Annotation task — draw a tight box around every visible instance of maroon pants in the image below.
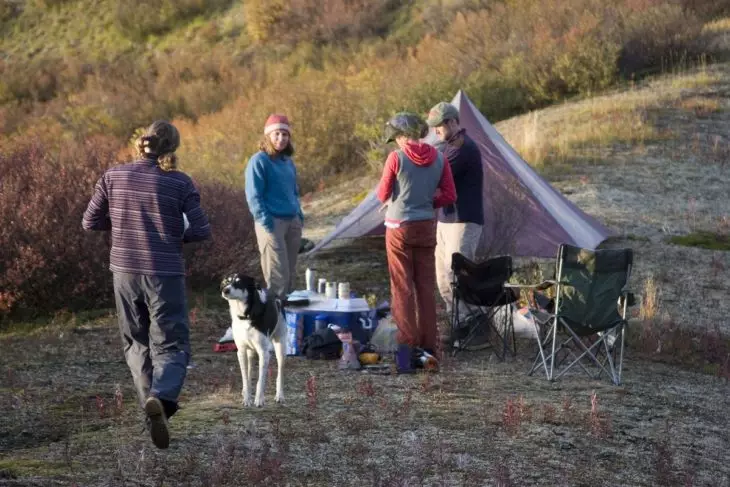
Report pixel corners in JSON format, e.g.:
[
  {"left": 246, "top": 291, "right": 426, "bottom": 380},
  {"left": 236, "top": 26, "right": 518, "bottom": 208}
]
[{"left": 385, "top": 220, "right": 438, "bottom": 352}]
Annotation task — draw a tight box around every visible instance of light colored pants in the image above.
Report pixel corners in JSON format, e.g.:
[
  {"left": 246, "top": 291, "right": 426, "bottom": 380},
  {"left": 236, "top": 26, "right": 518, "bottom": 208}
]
[
  {"left": 254, "top": 217, "right": 303, "bottom": 299},
  {"left": 435, "top": 222, "right": 483, "bottom": 317}
]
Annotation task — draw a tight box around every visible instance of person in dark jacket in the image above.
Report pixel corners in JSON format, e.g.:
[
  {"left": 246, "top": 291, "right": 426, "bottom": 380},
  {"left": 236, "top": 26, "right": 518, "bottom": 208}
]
[
  {"left": 378, "top": 112, "right": 456, "bottom": 372},
  {"left": 82, "top": 120, "right": 211, "bottom": 449},
  {"left": 426, "top": 102, "right": 485, "bottom": 345}
]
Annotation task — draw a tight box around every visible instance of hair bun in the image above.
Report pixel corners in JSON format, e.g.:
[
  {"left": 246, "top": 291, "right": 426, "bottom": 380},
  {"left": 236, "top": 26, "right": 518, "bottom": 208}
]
[{"left": 141, "top": 135, "right": 159, "bottom": 154}]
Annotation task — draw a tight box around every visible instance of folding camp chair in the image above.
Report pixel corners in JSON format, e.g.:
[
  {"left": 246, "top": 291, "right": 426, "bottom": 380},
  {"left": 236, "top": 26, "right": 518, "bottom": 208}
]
[
  {"left": 450, "top": 253, "right": 519, "bottom": 359},
  {"left": 506, "top": 244, "right": 634, "bottom": 385}
]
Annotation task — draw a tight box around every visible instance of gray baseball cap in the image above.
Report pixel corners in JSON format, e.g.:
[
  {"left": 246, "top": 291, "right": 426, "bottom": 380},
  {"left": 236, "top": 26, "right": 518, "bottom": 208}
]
[{"left": 426, "top": 102, "right": 459, "bottom": 127}]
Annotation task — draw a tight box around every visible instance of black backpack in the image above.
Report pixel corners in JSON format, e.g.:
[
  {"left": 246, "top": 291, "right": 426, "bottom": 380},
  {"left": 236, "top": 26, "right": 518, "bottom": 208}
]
[{"left": 302, "top": 328, "right": 342, "bottom": 360}]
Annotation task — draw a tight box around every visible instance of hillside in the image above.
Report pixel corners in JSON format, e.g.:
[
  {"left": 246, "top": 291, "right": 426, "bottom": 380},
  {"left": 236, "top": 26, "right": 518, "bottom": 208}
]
[
  {"left": 2, "top": 59, "right": 729, "bottom": 486},
  {"left": 1, "top": 3, "right": 730, "bottom": 484}
]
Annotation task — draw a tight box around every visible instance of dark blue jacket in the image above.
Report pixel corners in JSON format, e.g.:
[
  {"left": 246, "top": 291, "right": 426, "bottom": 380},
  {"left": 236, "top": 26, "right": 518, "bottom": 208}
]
[{"left": 436, "top": 130, "right": 484, "bottom": 225}]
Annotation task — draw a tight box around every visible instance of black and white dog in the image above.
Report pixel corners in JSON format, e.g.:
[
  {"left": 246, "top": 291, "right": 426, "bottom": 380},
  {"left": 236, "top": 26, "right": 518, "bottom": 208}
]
[{"left": 220, "top": 274, "right": 286, "bottom": 407}]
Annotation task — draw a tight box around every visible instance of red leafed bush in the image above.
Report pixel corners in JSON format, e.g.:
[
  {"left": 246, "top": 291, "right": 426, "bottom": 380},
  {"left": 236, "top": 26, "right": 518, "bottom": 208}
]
[
  {"left": 0, "top": 139, "right": 259, "bottom": 320},
  {"left": 183, "top": 180, "right": 261, "bottom": 289},
  {"left": 0, "top": 138, "right": 119, "bottom": 316}
]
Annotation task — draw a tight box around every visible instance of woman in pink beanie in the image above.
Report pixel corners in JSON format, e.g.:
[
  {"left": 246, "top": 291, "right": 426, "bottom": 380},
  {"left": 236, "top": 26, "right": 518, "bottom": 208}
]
[{"left": 244, "top": 114, "right": 304, "bottom": 299}]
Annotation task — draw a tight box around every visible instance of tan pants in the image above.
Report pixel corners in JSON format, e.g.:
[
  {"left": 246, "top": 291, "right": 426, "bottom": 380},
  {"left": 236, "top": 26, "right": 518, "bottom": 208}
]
[
  {"left": 435, "top": 222, "right": 483, "bottom": 317},
  {"left": 254, "top": 217, "right": 303, "bottom": 299}
]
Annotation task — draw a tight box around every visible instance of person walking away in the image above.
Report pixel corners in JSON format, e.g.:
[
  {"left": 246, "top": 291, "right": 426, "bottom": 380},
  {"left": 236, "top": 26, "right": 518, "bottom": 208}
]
[
  {"left": 378, "top": 112, "right": 456, "bottom": 373},
  {"left": 82, "top": 120, "right": 211, "bottom": 449},
  {"left": 426, "top": 102, "right": 484, "bottom": 346},
  {"left": 245, "top": 114, "right": 304, "bottom": 300}
]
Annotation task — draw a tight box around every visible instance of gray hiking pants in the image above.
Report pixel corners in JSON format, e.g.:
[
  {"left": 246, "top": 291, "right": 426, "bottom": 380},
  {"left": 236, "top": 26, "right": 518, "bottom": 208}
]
[
  {"left": 254, "top": 217, "right": 303, "bottom": 299},
  {"left": 113, "top": 272, "right": 190, "bottom": 408}
]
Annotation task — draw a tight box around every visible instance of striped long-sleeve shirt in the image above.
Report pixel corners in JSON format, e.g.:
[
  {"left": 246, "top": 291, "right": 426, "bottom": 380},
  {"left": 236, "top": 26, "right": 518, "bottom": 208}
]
[{"left": 82, "top": 158, "right": 211, "bottom": 276}]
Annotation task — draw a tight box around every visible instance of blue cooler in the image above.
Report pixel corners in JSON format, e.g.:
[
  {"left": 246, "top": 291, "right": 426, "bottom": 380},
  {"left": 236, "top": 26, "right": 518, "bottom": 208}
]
[
  {"left": 285, "top": 302, "right": 378, "bottom": 356},
  {"left": 326, "top": 309, "right": 377, "bottom": 345}
]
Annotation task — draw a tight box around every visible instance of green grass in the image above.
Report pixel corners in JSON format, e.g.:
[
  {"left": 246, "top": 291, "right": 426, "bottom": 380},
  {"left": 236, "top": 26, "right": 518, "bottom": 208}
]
[
  {"left": 0, "top": 308, "right": 115, "bottom": 337},
  {"left": 669, "top": 232, "right": 730, "bottom": 251},
  {"left": 0, "top": 0, "right": 134, "bottom": 62},
  {"left": 0, "top": 459, "right": 70, "bottom": 477}
]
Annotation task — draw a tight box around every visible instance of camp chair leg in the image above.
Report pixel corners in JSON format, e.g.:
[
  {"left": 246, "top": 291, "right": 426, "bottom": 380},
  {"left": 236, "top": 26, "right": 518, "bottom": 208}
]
[
  {"left": 529, "top": 318, "right": 555, "bottom": 379},
  {"left": 618, "top": 324, "right": 626, "bottom": 384},
  {"left": 552, "top": 324, "right": 620, "bottom": 384}
]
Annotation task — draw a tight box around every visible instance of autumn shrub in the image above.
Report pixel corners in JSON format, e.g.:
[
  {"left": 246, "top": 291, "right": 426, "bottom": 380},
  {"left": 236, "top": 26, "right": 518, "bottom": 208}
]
[
  {"left": 177, "top": 68, "right": 371, "bottom": 192},
  {"left": 680, "top": 0, "right": 730, "bottom": 19},
  {"left": 0, "top": 138, "right": 259, "bottom": 321},
  {"left": 27, "top": 0, "right": 73, "bottom": 8},
  {"left": 0, "top": 58, "right": 61, "bottom": 104},
  {"left": 0, "top": 139, "right": 119, "bottom": 317},
  {"left": 182, "top": 180, "right": 260, "bottom": 289},
  {"left": 244, "top": 0, "right": 398, "bottom": 44},
  {"left": 617, "top": 2, "right": 705, "bottom": 77}
]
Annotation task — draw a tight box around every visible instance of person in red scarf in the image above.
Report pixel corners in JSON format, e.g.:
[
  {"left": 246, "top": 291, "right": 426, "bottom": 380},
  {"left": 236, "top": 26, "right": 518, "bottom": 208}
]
[{"left": 377, "top": 112, "right": 456, "bottom": 373}]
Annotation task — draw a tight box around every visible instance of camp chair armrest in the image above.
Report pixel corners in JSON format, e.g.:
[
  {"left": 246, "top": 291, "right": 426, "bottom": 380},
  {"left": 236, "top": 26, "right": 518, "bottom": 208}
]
[{"left": 505, "top": 279, "right": 560, "bottom": 291}]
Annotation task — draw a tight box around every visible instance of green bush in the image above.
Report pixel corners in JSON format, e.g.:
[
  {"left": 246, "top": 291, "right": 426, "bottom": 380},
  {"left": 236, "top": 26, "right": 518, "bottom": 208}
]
[
  {"left": 114, "top": 0, "right": 231, "bottom": 41},
  {"left": 0, "top": 0, "right": 20, "bottom": 22}
]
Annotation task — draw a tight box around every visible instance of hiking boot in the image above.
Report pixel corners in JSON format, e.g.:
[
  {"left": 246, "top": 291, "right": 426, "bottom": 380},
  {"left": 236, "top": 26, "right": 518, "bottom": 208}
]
[
  {"left": 395, "top": 344, "right": 415, "bottom": 374},
  {"left": 144, "top": 397, "right": 170, "bottom": 449},
  {"left": 414, "top": 348, "right": 439, "bottom": 373}
]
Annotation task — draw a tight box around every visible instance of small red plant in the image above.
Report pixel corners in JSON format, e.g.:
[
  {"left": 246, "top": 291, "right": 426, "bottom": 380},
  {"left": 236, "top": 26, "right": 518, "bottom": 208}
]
[
  {"left": 502, "top": 399, "right": 521, "bottom": 436},
  {"left": 95, "top": 395, "right": 106, "bottom": 419},
  {"left": 542, "top": 403, "right": 557, "bottom": 424},
  {"left": 493, "top": 457, "right": 513, "bottom": 487},
  {"left": 397, "top": 390, "right": 413, "bottom": 418},
  {"left": 305, "top": 374, "right": 318, "bottom": 412},
  {"left": 356, "top": 377, "right": 375, "bottom": 397},
  {"left": 189, "top": 306, "right": 198, "bottom": 326},
  {"left": 589, "top": 390, "right": 611, "bottom": 438},
  {"left": 113, "top": 384, "right": 124, "bottom": 417}
]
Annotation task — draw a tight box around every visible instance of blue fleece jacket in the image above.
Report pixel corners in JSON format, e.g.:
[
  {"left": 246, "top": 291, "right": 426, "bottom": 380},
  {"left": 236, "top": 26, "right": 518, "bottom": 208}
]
[{"left": 245, "top": 151, "right": 303, "bottom": 231}]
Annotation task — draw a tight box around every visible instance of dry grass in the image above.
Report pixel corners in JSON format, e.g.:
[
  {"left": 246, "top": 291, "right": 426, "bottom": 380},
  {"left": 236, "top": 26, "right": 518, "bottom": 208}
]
[
  {"left": 676, "top": 96, "right": 723, "bottom": 116},
  {"left": 702, "top": 17, "right": 730, "bottom": 34},
  {"left": 1, "top": 312, "right": 729, "bottom": 486},
  {"left": 5, "top": 53, "right": 730, "bottom": 487},
  {"left": 640, "top": 276, "right": 659, "bottom": 323}
]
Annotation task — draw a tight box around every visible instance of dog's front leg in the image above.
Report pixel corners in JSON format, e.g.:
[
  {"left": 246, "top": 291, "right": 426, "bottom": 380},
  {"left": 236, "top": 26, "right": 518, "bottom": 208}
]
[
  {"left": 273, "top": 339, "right": 285, "bottom": 403},
  {"left": 246, "top": 349, "right": 255, "bottom": 383},
  {"left": 254, "top": 345, "right": 269, "bottom": 407},
  {"left": 237, "top": 348, "right": 252, "bottom": 406}
]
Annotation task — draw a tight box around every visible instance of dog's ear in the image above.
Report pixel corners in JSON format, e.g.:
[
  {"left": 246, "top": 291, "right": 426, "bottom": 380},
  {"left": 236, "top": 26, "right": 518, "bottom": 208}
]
[{"left": 220, "top": 274, "right": 234, "bottom": 292}]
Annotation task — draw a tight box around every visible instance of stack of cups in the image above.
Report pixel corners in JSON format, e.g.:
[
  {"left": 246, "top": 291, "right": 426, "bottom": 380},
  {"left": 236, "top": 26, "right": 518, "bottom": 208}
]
[
  {"left": 325, "top": 282, "right": 337, "bottom": 299},
  {"left": 338, "top": 282, "right": 351, "bottom": 300}
]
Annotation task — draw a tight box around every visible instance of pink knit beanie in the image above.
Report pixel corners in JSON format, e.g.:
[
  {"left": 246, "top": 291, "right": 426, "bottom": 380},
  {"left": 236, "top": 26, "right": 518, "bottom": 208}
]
[{"left": 264, "top": 114, "right": 291, "bottom": 135}]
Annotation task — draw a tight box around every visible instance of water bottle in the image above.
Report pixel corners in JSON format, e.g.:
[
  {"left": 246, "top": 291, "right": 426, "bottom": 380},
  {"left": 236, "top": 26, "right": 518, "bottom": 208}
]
[{"left": 305, "top": 268, "right": 316, "bottom": 292}]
